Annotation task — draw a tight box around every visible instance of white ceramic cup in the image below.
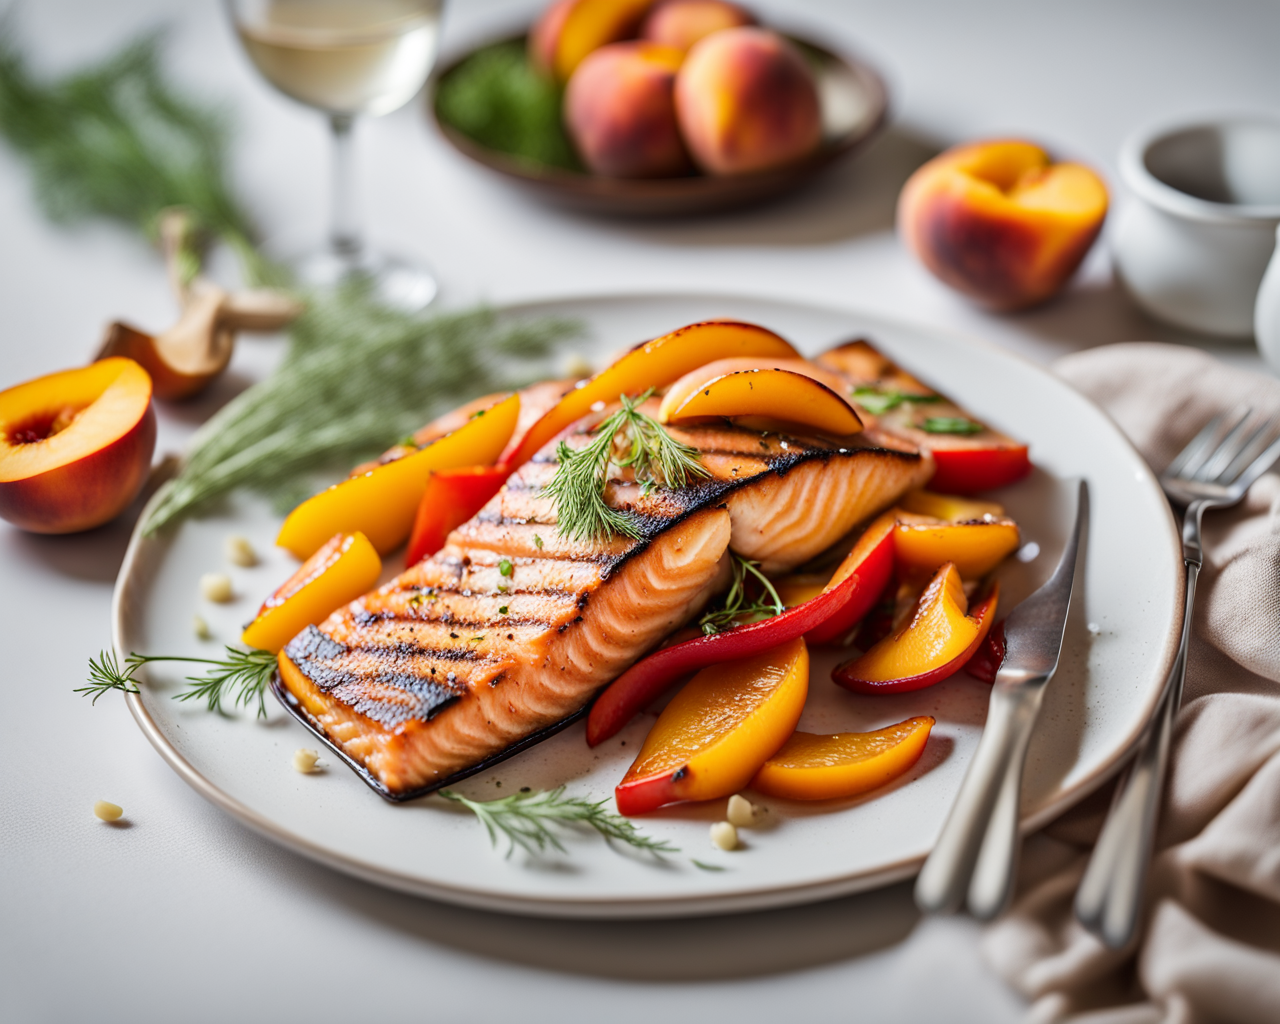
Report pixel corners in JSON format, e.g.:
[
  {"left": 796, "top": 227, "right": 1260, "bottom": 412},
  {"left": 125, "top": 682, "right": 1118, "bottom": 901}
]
[{"left": 1113, "top": 117, "right": 1280, "bottom": 343}]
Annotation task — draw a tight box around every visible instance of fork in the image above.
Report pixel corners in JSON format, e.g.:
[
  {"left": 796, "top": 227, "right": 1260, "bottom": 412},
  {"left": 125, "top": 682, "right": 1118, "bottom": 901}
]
[{"left": 1074, "top": 408, "right": 1280, "bottom": 949}]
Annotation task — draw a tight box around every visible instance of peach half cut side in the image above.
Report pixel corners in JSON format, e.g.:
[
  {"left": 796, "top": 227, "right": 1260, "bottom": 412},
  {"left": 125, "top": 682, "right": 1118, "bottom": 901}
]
[
  {"left": 897, "top": 138, "right": 1109, "bottom": 309},
  {"left": 0, "top": 357, "right": 156, "bottom": 534}
]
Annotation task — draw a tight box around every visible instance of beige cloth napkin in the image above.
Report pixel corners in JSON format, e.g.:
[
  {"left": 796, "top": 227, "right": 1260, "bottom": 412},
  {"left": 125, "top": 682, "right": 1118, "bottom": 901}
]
[{"left": 980, "top": 343, "right": 1280, "bottom": 1024}]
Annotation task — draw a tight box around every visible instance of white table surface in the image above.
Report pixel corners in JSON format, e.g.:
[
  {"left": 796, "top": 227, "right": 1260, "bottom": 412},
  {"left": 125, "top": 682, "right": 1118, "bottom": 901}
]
[{"left": 2, "top": 1, "right": 1275, "bottom": 1021}]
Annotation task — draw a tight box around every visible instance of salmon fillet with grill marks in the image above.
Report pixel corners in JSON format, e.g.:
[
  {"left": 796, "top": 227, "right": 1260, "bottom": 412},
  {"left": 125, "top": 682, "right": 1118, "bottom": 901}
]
[{"left": 278, "top": 399, "right": 931, "bottom": 797}]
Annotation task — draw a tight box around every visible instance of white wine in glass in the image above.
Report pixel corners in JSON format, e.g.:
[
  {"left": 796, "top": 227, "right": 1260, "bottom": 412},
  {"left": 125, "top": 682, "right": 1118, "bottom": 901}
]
[{"left": 227, "top": 0, "right": 444, "bottom": 308}]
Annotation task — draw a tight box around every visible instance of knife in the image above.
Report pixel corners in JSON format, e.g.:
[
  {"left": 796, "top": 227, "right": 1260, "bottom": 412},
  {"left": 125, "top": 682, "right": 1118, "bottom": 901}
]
[{"left": 915, "top": 479, "right": 1089, "bottom": 919}]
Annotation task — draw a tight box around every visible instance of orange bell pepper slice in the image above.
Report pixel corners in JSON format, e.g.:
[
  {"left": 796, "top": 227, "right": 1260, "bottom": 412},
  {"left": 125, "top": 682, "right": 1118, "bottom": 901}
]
[
  {"left": 658, "top": 366, "right": 863, "bottom": 437},
  {"left": 241, "top": 531, "right": 381, "bottom": 653},
  {"left": 503, "top": 320, "right": 798, "bottom": 470},
  {"left": 893, "top": 511, "right": 1020, "bottom": 580},
  {"left": 405, "top": 465, "right": 509, "bottom": 566},
  {"left": 751, "top": 716, "right": 935, "bottom": 801},
  {"left": 614, "top": 638, "right": 809, "bottom": 816},
  {"left": 276, "top": 393, "right": 520, "bottom": 559}
]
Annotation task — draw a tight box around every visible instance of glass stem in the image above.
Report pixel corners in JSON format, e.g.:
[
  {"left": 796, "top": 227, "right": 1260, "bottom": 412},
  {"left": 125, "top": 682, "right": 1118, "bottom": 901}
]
[{"left": 328, "top": 113, "right": 362, "bottom": 261}]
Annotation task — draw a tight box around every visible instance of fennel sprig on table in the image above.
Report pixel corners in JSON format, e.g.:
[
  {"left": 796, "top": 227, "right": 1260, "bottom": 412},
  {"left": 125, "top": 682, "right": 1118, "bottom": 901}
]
[
  {"left": 544, "top": 389, "right": 709, "bottom": 543},
  {"left": 79, "top": 647, "right": 278, "bottom": 718},
  {"left": 438, "top": 786, "right": 678, "bottom": 858}
]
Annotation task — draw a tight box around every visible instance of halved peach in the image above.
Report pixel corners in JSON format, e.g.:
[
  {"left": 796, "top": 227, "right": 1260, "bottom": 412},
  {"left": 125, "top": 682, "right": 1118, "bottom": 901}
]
[
  {"left": 894, "top": 510, "right": 1020, "bottom": 580},
  {"left": 659, "top": 363, "right": 862, "bottom": 437},
  {"left": 834, "top": 569, "right": 999, "bottom": 695},
  {"left": 530, "top": 0, "right": 657, "bottom": 81},
  {"left": 241, "top": 531, "right": 382, "bottom": 653},
  {"left": 898, "top": 489, "right": 1005, "bottom": 523},
  {"left": 277, "top": 393, "right": 520, "bottom": 559},
  {"left": 0, "top": 358, "right": 156, "bottom": 534},
  {"left": 898, "top": 139, "right": 1109, "bottom": 309},
  {"left": 751, "top": 716, "right": 935, "bottom": 800},
  {"left": 503, "top": 320, "right": 798, "bottom": 470},
  {"left": 615, "top": 637, "right": 808, "bottom": 815}
]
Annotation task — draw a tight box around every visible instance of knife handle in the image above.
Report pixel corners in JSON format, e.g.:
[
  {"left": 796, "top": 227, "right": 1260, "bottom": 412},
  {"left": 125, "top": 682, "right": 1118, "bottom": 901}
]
[{"left": 915, "top": 682, "right": 1044, "bottom": 915}]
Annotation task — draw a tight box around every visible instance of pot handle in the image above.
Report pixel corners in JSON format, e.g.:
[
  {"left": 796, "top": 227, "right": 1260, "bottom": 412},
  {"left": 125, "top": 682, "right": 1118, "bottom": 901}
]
[{"left": 1255, "top": 225, "right": 1280, "bottom": 373}]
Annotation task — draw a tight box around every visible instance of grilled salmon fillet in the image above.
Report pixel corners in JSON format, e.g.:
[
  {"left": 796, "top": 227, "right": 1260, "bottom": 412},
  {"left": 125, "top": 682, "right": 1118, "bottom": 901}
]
[{"left": 279, "top": 399, "right": 930, "bottom": 796}]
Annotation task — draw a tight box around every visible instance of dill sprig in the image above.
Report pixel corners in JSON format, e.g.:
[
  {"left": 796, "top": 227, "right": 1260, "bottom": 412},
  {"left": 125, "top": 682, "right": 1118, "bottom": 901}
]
[
  {"left": 143, "top": 292, "right": 579, "bottom": 532},
  {"left": 0, "top": 30, "right": 261, "bottom": 275},
  {"left": 438, "top": 786, "right": 678, "bottom": 858},
  {"left": 699, "top": 553, "right": 785, "bottom": 635},
  {"left": 544, "top": 389, "right": 709, "bottom": 543},
  {"left": 78, "top": 647, "right": 278, "bottom": 718}
]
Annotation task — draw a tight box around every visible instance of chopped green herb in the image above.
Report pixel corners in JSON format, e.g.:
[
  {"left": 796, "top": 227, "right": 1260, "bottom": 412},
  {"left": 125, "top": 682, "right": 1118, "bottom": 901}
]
[
  {"left": 469, "top": 635, "right": 485, "bottom": 643},
  {"left": 497, "top": 583, "right": 509, "bottom": 593},
  {"left": 851, "top": 386, "right": 941, "bottom": 415},
  {"left": 699, "top": 553, "right": 785, "bottom": 635},
  {"left": 397, "top": 435, "right": 420, "bottom": 449},
  {"left": 920, "top": 416, "right": 984, "bottom": 435},
  {"left": 692, "top": 859, "right": 727, "bottom": 872},
  {"left": 498, "top": 558, "right": 514, "bottom": 577},
  {"left": 533, "top": 534, "right": 544, "bottom": 550},
  {"left": 498, "top": 605, "right": 509, "bottom": 615}
]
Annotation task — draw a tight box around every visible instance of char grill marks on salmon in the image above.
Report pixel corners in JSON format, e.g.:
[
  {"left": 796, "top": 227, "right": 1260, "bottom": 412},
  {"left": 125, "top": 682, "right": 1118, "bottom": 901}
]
[{"left": 279, "top": 398, "right": 931, "bottom": 795}]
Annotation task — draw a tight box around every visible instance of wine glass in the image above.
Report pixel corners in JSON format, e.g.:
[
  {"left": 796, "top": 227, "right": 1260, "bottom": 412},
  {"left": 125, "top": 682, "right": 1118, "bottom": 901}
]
[{"left": 225, "top": 0, "right": 444, "bottom": 309}]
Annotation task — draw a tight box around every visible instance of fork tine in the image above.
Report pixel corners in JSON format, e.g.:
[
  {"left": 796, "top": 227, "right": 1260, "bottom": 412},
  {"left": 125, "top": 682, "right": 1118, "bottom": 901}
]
[
  {"left": 1230, "top": 427, "right": 1280, "bottom": 494},
  {"left": 1217, "top": 419, "right": 1279, "bottom": 484},
  {"left": 1196, "top": 409, "right": 1255, "bottom": 481},
  {"left": 1167, "top": 411, "right": 1232, "bottom": 478}
]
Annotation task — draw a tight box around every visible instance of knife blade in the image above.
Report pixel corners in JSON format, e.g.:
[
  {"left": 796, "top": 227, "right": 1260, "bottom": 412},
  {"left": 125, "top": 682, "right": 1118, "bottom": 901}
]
[{"left": 915, "top": 478, "right": 1089, "bottom": 918}]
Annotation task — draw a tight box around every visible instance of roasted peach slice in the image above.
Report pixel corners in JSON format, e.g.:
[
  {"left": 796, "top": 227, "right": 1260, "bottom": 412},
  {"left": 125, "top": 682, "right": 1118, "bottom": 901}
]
[
  {"left": 659, "top": 366, "right": 862, "bottom": 437},
  {"left": 898, "top": 489, "right": 1005, "bottom": 523},
  {"left": 751, "top": 716, "right": 935, "bottom": 801},
  {"left": 614, "top": 637, "right": 808, "bottom": 815},
  {"left": 834, "top": 568, "right": 999, "bottom": 695},
  {"left": 277, "top": 393, "right": 520, "bottom": 559},
  {"left": 894, "top": 510, "right": 1020, "bottom": 580},
  {"left": 0, "top": 358, "right": 156, "bottom": 534},
  {"left": 503, "top": 320, "right": 798, "bottom": 469},
  {"left": 241, "top": 532, "right": 382, "bottom": 653}
]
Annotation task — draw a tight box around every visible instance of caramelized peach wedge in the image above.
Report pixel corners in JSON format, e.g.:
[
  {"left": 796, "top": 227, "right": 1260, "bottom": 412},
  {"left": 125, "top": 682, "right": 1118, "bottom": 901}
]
[
  {"left": 894, "top": 510, "right": 1020, "bottom": 581},
  {"left": 242, "top": 532, "right": 382, "bottom": 653},
  {"left": 276, "top": 392, "right": 521, "bottom": 559},
  {"left": 615, "top": 638, "right": 809, "bottom": 815},
  {"left": 753, "top": 717, "right": 936, "bottom": 801},
  {"left": 503, "top": 319, "right": 798, "bottom": 469},
  {"left": 834, "top": 564, "right": 999, "bottom": 695},
  {"left": 659, "top": 364, "right": 863, "bottom": 437}
]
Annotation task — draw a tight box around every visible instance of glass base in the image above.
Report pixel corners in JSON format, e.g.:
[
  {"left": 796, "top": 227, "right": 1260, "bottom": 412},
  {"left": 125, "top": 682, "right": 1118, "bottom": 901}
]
[{"left": 291, "top": 246, "right": 437, "bottom": 312}]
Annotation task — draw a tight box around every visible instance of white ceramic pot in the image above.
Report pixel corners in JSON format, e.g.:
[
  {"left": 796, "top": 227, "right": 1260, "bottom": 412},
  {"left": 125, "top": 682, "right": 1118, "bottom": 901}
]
[{"left": 1113, "top": 117, "right": 1280, "bottom": 339}]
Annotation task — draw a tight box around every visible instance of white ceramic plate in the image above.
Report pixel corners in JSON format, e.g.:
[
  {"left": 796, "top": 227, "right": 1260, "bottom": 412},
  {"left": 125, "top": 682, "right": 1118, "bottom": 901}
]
[{"left": 115, "top": 293, "right": 1183, "bottom": 919}]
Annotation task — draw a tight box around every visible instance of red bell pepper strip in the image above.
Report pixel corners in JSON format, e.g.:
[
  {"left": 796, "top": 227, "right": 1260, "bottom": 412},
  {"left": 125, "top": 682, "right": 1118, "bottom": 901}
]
[
  {"left": 587, "top": 556, "right": 883, "bottom": 747},
  {"left": 405, "top": 465, "right": 509, "bottom": 567},
  {"left": 833, "top": 581, "right": 1000, "bottom": 695},
  {"left": 964, "top": 618, "right": 1006, "bottom": 684},
  {"left": 804, "top": 513, "right": 896, "bottom": 646},
  {"left": 928, "top": 445, "right": 1032, "bottom": 494}
]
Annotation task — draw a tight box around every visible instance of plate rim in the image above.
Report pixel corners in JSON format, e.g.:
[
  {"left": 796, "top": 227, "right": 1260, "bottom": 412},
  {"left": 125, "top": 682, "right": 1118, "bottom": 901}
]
[{"left": 116, "top": 291, "right": 1185, "bottom": 919}]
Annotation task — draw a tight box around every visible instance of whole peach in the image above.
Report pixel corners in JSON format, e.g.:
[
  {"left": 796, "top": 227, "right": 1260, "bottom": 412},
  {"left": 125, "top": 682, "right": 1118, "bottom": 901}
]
[
  {"left": 674, "top": 27, "right": 822, "bottom": 176},
  {"left": 640, "top": 0, "right": 755, "bottom": 54},
  {"left": 897, "top": 139, "right": 1109, "bottom": 309},
  {"left": 564, "top": 41, "right": 692, "bottom": 178},
  {"left": 529, "top": 0, "right": 658, "bottom": 81}
]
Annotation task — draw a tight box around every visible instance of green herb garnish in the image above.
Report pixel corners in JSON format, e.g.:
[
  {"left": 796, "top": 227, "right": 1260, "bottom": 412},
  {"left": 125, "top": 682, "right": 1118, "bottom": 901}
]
[
  {"left": 692, "top": 859, "right": 728, "bottom": 872},
  {"left": 699, "top": 553, "right": 785, "bottom": 635},
  {"left": 79, "top": 647, "right": 278, "bottom": 718},
  {"left": 434, "top": 39, "right": 583, "bottom": 172},
  {"left": 498, "top": 558, "right": 514, "bottom": 577},
  {"left": 533, "top": 534, "right": 544, "bottom": 550},
  {"left": 439, "top": 786, "right": 678, "bottom": 858},
  {"left": 920, "top": 416, "right": 984, "bottom": 435},
  {"left": 851, "top": 386, "right": 941, "bottom": 415},
  {"left": 545, "top": 389, "right": 709, "bottom": 543}
]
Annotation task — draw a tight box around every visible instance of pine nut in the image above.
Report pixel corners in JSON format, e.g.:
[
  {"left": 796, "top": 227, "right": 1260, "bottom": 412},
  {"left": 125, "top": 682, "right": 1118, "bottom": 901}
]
[
  {"left": 200, "top": 572, "right": 234, "bottom": 603},
  {"left": 193, "top": 615, "right": 212, "bottom": 640},
  {"left": 93, "top": 801, "right": 123, "bottom": 821},
  {"left": 726, "top": 794, "right": 756, "bottom": 828},
  {"left": 293, "top": 749, "right": 320, "bottom": 774},
  {"left": 225, "top": 535, "right": 258, "bottom": 567},
  {"left": 710, "top": 821, "right": 738, "bottom": 850}
]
